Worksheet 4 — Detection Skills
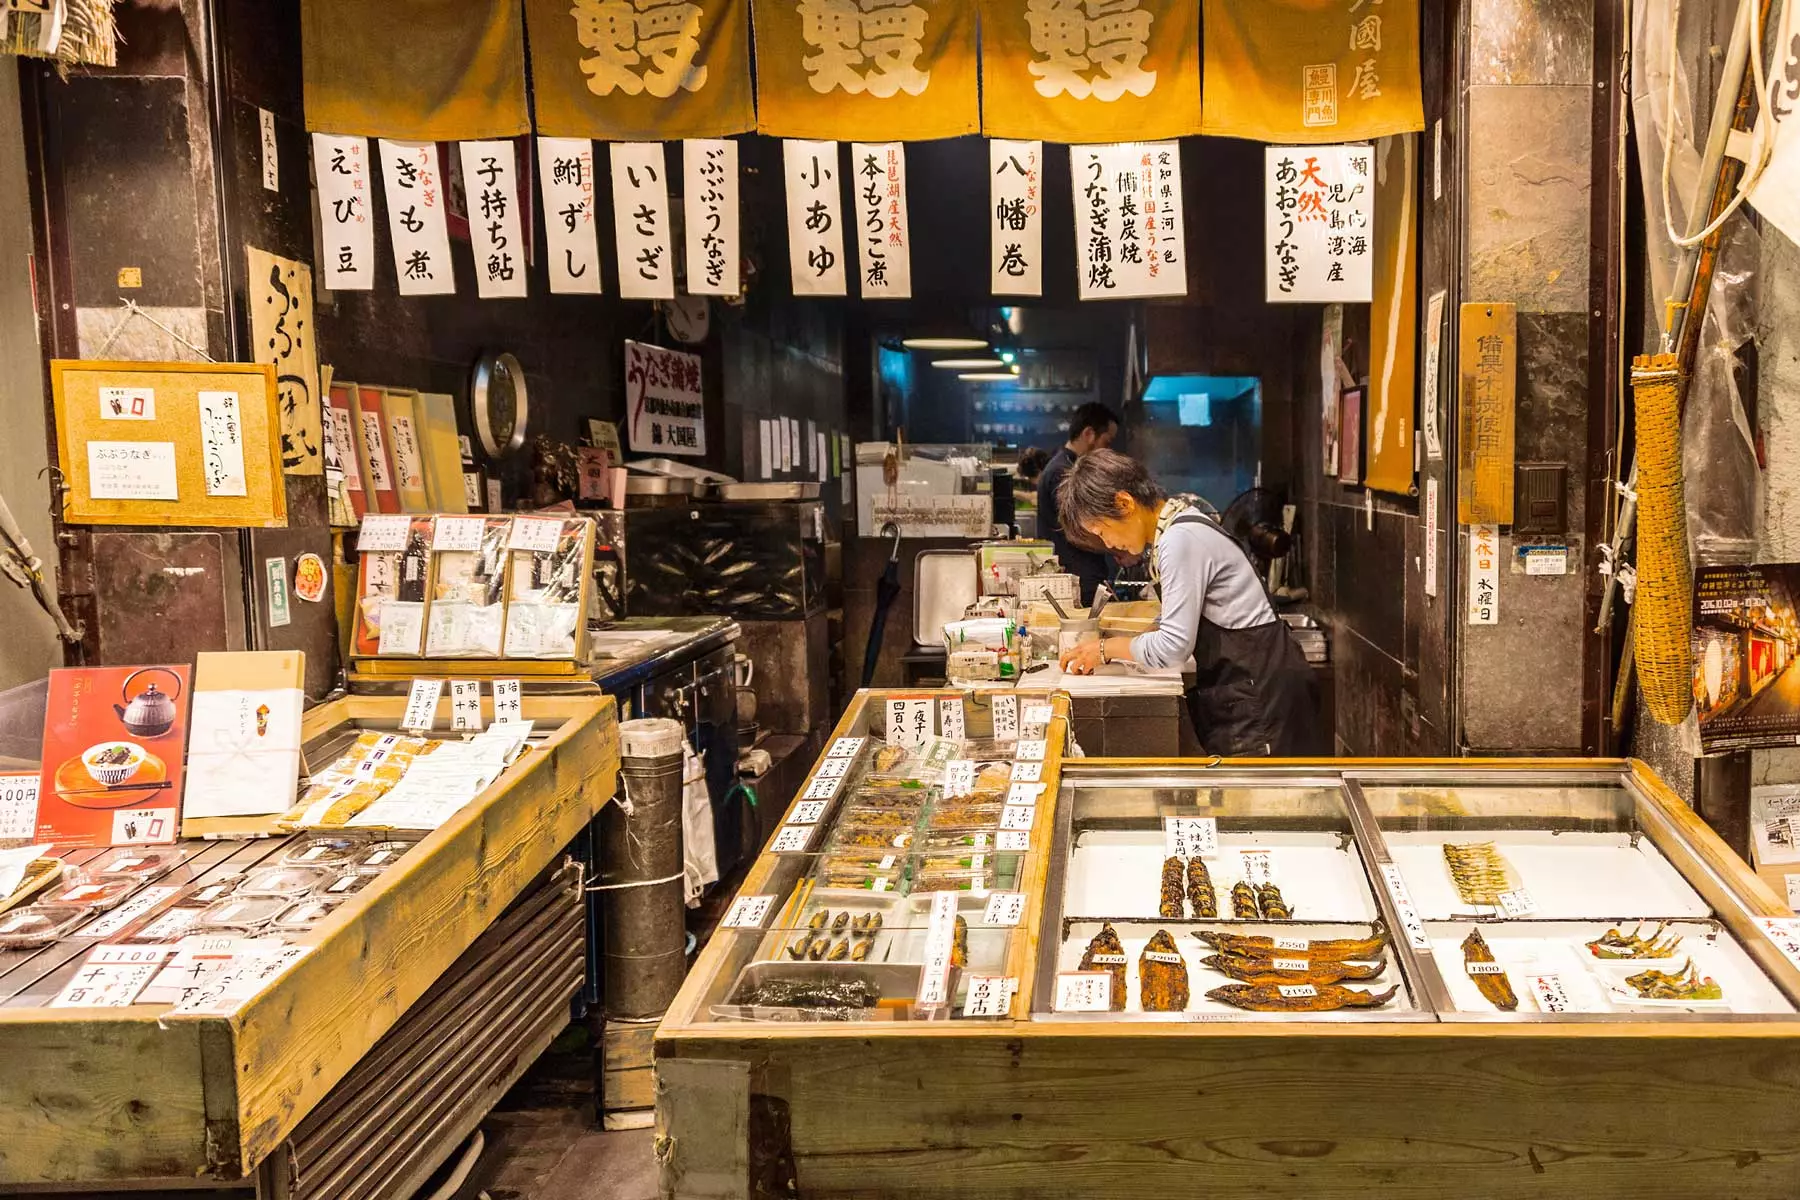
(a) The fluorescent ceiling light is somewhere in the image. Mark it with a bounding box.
[931,358,1007,370]
[999,350,1017,364]
[960,372,1017,381]
[902,337,988,350]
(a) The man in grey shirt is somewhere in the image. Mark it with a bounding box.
[1054,450,1324,757]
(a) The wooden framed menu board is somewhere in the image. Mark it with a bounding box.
[50,359,288,527]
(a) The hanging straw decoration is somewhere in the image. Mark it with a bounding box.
[1629,351,1693,725]
[2,1,118,71]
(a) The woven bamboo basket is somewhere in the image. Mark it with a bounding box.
[1630,351,1693,725]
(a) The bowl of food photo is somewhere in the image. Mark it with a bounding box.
[82,741,146,787]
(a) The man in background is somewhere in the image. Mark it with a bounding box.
[1037,402,1120,605]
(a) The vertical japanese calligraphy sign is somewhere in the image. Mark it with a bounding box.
[303,0,529,140]
[990,139,1043,296]
[683,139,741,295]
[1364,134,1418,496]
[977,0,1201,143]
[610,143,676,299]
[625,340,706,455]
[458,141,529,298]
[523,0,753,139]
[1201,0,1424,143]
[1457,302,1516,525]
[245,248,324,476]
[1070,142,1187,300]
[753,0,978,140]
[1264,144,1374,303]
[1746,0,1800,245]
[311,134,374,290]
[378,140,457,296]
[850,142,912,298]
[783,139,848,295]
[538,137,604,294]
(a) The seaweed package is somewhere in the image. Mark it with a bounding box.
[1139,929,1191,1012]
[424,515,511,657]
[503,516,593,659]
[1079,923,1129,1011]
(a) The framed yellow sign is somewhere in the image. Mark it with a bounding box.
[50,359,289,528]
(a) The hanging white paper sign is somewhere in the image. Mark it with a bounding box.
[312,133,373,290]
[1469,524,1500,625]
[459,141,527,299]
[783,139,847,296]
[378,139,456,295]
[610,143,675,300]
[1071,141,1187,300]
[1266,144,1375,303]
[684,139,740,296]
[196,390,248,497]
[537,137,602,296]
[990,139,1043,297]
[849,142,911,299]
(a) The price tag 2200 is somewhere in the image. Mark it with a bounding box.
[1164,817,1218,858]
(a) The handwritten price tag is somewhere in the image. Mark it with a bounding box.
[88,944,174,966]
[1007,781,1046,806]
[1163,817,1218,858]
[996,830,1031,851]
[769,826,813,853]
[1239,849,1273,885]
[1528,973,1571,1013]
[939,698,966,741]
[1021,702,1053,729]
[1379,863,1431,950]
[1055,972,1114,1012]
[1754,917,1800,971]
[492,678,523,723]
[963,974,1015,1017]
[402,678,443,732]
[508,516,565,552]
[816,756,850,779]
[827,737,864,758]
[357,513,412,551]
[1014,739,1046,761]
[1001,805,1036,831]
[991,694,1019,742]
[887,698,933,749]
[943,759,977,799]
[722,895,776,928]
[0,774,40,841]
[1497,888,1537,917]
[432,515,488,551]
[449,679,483,731]
[788,800,830,825]
[1010,760,1043,783]
[982,890,1027,926]
[802,774,842,801]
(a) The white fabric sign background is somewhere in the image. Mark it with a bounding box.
[1266,144,1375,303]
[850,142,912,299]
[312,133,374,290]
[378,140,455,296]
[783,139,847,296]
[990,139,1043,297]
[459,141,528,299]
[684,139,741,296]
[610,143,676,301]
[1748,1,1800,245]
[1070,142,1187,301]
[537,137,603,295]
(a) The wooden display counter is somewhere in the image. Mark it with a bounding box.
[656,706,1800,1200]
[0,693,618,1191]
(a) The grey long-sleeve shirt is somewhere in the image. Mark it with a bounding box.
[1128,517,1276,670]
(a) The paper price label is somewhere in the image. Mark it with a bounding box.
[1378,863,1432,950]
[432,515,488,551]
[1277,984,1319,999]
[1086,953,1128,965]
[770,826,813,853]
[88,944,174,966]
[827,737,864,758]
[1021,702,1053,729]
[1271,957,1311,972]
[492,679,523,723]
[1273,936,1310,951]
[449,680,483,731]
[1164,817,1218,859]
[963,974,1015,1017]
[357,512,412,551]
[943,759,977,799]
[0,774,39,840]
[1001,805,1036,831]
[918,891,961,1007]
[1466,961,1508,975]
[79,887,178,939]
[1240,849,1274,885]
[816,756,851,780]
[939,698,966,741]
[1787,875,1800,911]
[1528,973,1571,1013]
[995,830,1031,851]
[788,800,829,825]
[402,678,443,732]
[887,698,933,750]
[508,516,565,552]
[1497,889,1537,917]
[1144,951,1184,964]
[1010,760,1043,783]
[802,774,842,801]
[1014,739,1047,761]
[982,890,1027,926]
[51,961,160,1008]
[722,894,776,928]
[1754,917,1800,970]
[1055,971,1115,1012]
[1007,781,1046,806]
[992,694,1019,742]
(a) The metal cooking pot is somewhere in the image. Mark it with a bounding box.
[113,667,183,738]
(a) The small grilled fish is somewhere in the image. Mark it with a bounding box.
[1459,927,1518,1011]
[826,937,850,961]
[1194,922,1389,962]
[1231,881,1259,918]
[1139,929,1190,1012]
[787,933,812,961]
[807,935,830,961]
[865,911,884,935]
[1187,856,1217,918]
[1202,953,1385,987]
[1255,882,1292,920]
[1159,856,1186,919]
[850,937,873,961]
[831,910,850,934]
[851,912,871,934]
[808,908,830,932]
[1207,982,1400,1012]
[952,915,969,969]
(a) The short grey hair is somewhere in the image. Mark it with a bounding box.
[1056,449,1165,543]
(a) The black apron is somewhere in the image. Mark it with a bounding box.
[1157,509,1326,758]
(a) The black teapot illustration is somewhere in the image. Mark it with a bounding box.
[114,667,183,738]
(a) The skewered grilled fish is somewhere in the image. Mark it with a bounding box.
[808,908,830,932]
[1160,856,1186,919]
[1139,929,1190,1012]
[1079,923,1129,1011]
[1201,953,1385,987]
[1194,921,1389,962]
[1206,981,1400,1012]
[831,910,850,934]
[826,937,850,961]
[850,937,873,961]
[1586,921,1683,960]
[1255,882,1292,920]
[1624,958,1723,1001]
[1187,856,1217,918]
[1460,927,1517,1011]
[1442,841,1519,907]
[1231,881,1259,918]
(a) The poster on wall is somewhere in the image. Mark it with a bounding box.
[624,340,705,457]
[36,665,191,848]
[1266,144,1375,303]
[1694,564,1800,753]
[246,248,324,477]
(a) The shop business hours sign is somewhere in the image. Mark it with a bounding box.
[625,340,705,456]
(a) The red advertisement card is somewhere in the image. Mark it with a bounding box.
[36,665,190,848]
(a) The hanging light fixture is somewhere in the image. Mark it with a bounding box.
[931,358,1007,370]
[901,337,989,351]
[960,372,1017,382]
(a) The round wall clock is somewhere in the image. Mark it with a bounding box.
[664,295,711,344]
[471,351,529,458]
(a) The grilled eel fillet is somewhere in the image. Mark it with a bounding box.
[1201,953,1385,987]
[1187,856,1217,918]
[1079,922,1129,1011]
[1206,982,1400,1012]
[1159,856,1186,919]
[1460,927,1517,1011]
[1139,929,1190,1012]
[1194,921,1388,962]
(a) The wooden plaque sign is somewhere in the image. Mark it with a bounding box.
[1457,303,1516,525]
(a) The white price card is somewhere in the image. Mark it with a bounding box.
[449,680,483,731]
[431,515,488,551]
[1055,971,1115,1012]
[827,737,864,758]
[1010,760,1043,783]
[88,944,175,966]
[918,890,961,1007]
[402,678,443,732]
[939,698,966,741]
[1164,817,1218,858]
[492,679,523,723]
[1466,961,1508,975]
[1754,917,1800,971]
[1277,984,1319,999]
[943,759,977,800]
[1021,702,1053,729]
[991,694,1019,742]
[886,697,933,750]
[802,774,842,801]
[815,756,850,779]
[962,974,1015,1018]
[1271,957,1311,972]
[1527,973,1572,1014]
[722,894,777,928]
[79,886,178,939]
[1007,781,1046,806]
[996,830,1031,851]
[0,774,39,841]
[788,800,830,825]
[1787,875,1800,912]
[1001,805,1036,831]
[357,512,412,551]
[508,516,565,552]
[51,961,160,1008]
[1014,739,1047,761]
[770,826,813,853]
[1378,863,1432,950]
[982,890,1027,926]
[1497,888,1537,917]
[1273,935,1310,952]
[1239,849,1273,885]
